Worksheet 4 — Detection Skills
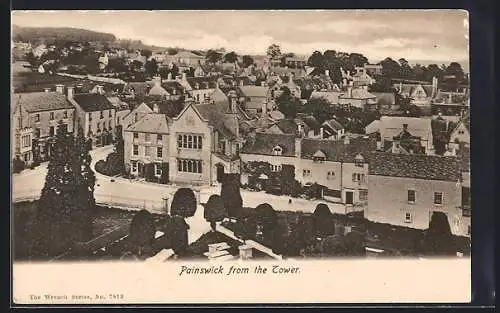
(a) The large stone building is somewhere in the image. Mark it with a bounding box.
[11,87,75,164]
[366,152,470,237]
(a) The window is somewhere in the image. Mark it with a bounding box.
[177,159,202,173]
[134,113,138,122]
[157,134,162,143]
[133,145,138,156]
[50,112,54,120]
[109,110,112,118]
[35,114,40,122]
[271,164,282,172]
[97,122,101,131]
[22,135,30,148]
[131,161,138,172]
[88,113,92,121]
[63,110,68,119]
[434,192,443,205]
[352,173,365,183]
[49,126,55,137]
[327,171,335,180]
[359,190,368,201]
[303,169,311,177]
[133,132,138,139]
[155,163,162,176]
[17,117,22,128]
[100,111,104,119]
[467,225,471,236]
[156,147,163,158]
[145,133,151,142]
[34,128,40,138]
[117,116,120,125]
[408,190,416,203]
[235,144,240,155]
[404,212,412,223]
[272,146,283,156]
[313,156,325,163]
[178,134,203,149]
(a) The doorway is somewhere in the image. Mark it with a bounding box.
[345,191,354,205]
[216,163,225,182]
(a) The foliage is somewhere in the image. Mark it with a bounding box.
[313,204,335,237]
[206,49,223,64]
[128,209,155,257]
[304,97,334,124]
[276,86,299,119]
[144,58,158,77]
[170,188,197,218]
[242,55,255,68]
[223,51,238,63]
[419,211,456,256]
[220,173,243,218]
[167,215,189,255]
[140,49,153,59]
[279,164,302,197]
[266,44,281,59]
[13,26,116,44]
[204,194,226,231]
[254,203,278,234]
[33,125,95,257]
[13,156,26,173]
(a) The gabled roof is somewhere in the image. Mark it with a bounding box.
[239,85,269,98]
[71,93,114,112]
[340,88,376,100]
[368,152,461,182]
[272,119,299,134]
[301,137,376,163]
[367,116,433,142]
[125,113,171,134]
[323,118,344,131]
[395,83,434,98]
[196,101,250,139]
[12,92,74,113]
[241,133,296,157]
[148,84,170,96]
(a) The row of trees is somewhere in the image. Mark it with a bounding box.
[205,49,255,68]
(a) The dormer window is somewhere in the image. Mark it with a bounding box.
[272,146,283,156]
[354,154,365,167]
[312,150,326,163]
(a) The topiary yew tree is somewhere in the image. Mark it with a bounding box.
[34,124,95,257]
[170,188,197,218]
[313,203,335,237]
[220,173,243,218]
[420,211,456,256]
[204,194,226,231]
[128,209,155,257]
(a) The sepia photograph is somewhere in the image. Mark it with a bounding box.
[11,9,471,304]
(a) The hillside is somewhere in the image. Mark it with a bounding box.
[12,25,116,44]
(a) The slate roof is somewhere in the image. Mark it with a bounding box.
[367,116,433,142]
[72,93,114,112]
[241,133,296,157]
[273,119,299,134]
[239,85,269,99]
[12,92,74,113]
[301,137,376,163]
[323,118,344,131]
[125,113,171,134]
[367,152,461,182]
[196,102,250,139]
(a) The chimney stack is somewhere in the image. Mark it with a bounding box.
[96,85,104,95]
[153,103,159,113]
[67,86,74,99]
[261,100,268,117]
[167,72,173,81]
[376,132,383,150]
[325,69,330,77]
[181,72,187,81]
[55,84,64,94]
[402,123,408,131]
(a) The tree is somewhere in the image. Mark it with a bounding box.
[168,215,189,255]
[420,211,456,256]
[220,173,243,218]
[145,58,158,77]
[12,156,25,173]
[349,53,368,68]
[128,209,155,257]
[425,64,444,82]
[305,97,333,124]
[242,55,254,68]
[380,57,402,78]
[289,215,315,256]
[34,124,95,257]
[443,62,465,89]
[266,44,281,59]
[254,203,278,245]
[204,194,226,231]
[140,49,153,59]
[313,204,335,237]
[170,188,197,218]
[224,51,238,63]
[206,49,223,64]
[343,230,366,256]
[25,51,38,68]
[167,48,178,55]
[307,51,324,69]
[280,164,301,197]
[112,124,125,173]
[398,58,413,78]
[276,86,298,119]
[129,60,144,72]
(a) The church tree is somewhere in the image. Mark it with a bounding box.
[34,124,95,258]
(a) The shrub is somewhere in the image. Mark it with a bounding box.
[170,188,197,218]
[13,157,25,173]
[128,209,155,257]
[168,215,189,255]
[94,160,107,175]
[313,204,335,237]
[220,173,243,218]
[204,194,226,231]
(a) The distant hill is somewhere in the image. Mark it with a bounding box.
[12,25,116,44]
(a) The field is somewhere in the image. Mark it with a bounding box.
[12,62,81,92]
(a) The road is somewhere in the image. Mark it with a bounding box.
[12,145,347,214]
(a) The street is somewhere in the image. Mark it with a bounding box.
[12,145,347,214]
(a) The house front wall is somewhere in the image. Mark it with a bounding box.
[366,175,468,237]
[125,130,170,175]
[295,159,342,192]
[169,105,213,185]
[31,108,75,138]
[341,162,369,204]
[449,123,470,145]
[84,109,116,144]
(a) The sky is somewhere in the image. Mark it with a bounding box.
[12,10,469,65]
